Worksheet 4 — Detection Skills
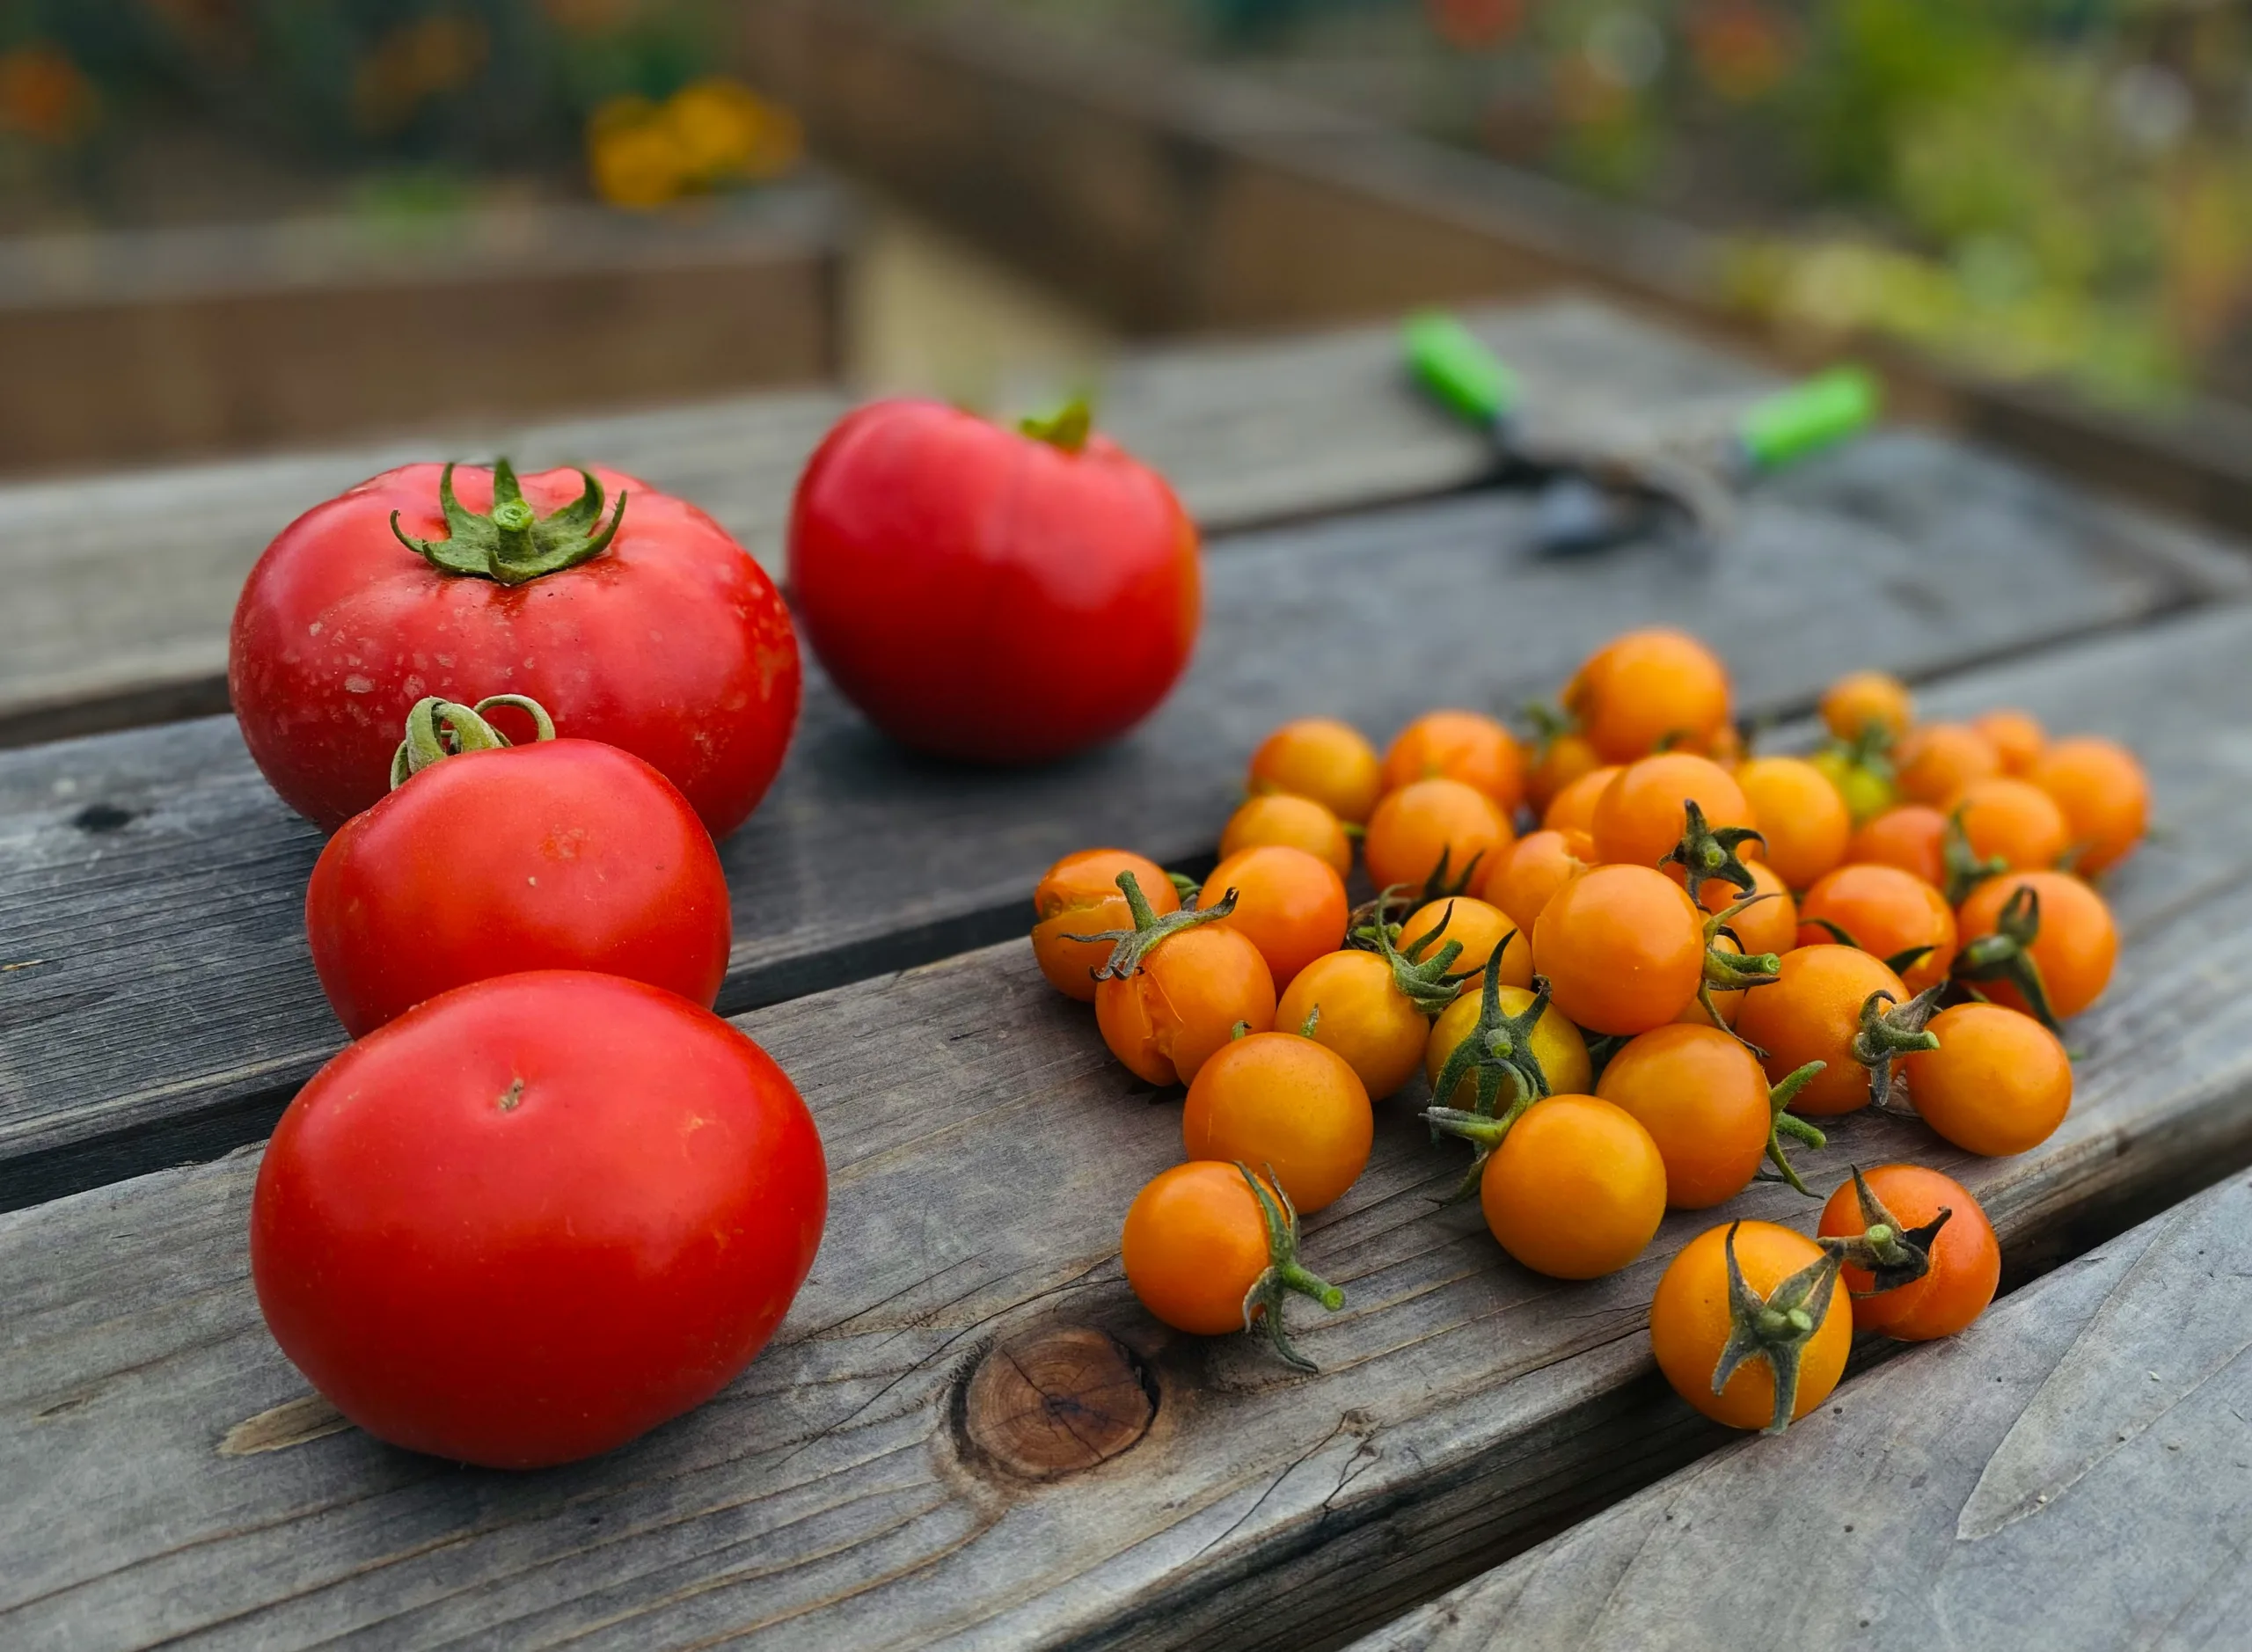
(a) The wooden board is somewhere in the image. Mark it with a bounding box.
[4,432,2238,1211]
[1350,1172,2252,1652]
[9,603,2252,1650]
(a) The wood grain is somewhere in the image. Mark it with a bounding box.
[8,603,2252,1650]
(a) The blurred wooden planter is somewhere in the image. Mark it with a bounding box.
[0,183,845,474]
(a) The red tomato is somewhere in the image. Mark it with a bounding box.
[306,698,731,1038]
[249,971,827,1469]
[788,399,1200,764]
[230,461,801,837]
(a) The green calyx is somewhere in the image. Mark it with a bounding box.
[1236,1162,1345,1373]
[1070,870,1237,981]
[1423,949,1554,1201]
[1713,1221,1846,1436]
[1018,397,1093,454]
[1942,808,2011,907]
[1759,1061,1830,1196]
[389,693,557,789]
[1951,882,2056,1028]
[1819,1166,1952,1297]
[1852,981,1948,1109]
[1697,894,1784,1050]
[1662,800,1767,904]
[1350,888,1471,1017]
[1419,844,1488,903]
[391,459,627,586]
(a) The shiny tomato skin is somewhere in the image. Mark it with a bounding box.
[1818,1166,2000,1340]
[788,400,1200,764]
[249,971,827,1470]
[230,463,801,837]
[307,741,731,1038]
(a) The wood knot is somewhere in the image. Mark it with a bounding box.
[961,1326,1154,1480]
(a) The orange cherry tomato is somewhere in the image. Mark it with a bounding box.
[1219,793,1352,880]
[1972,708,2045,775]
[1475,1094,1665,1278]
[1364,777,1513,895]
[1563,629,1731,764]
[1700,858,1797,959]
[1382,709,1524,813]
[1479,827,1596,935]
[1652,1222,1851,1432]
[1956,870,2117,1021]
[1400,895,1530,989]
[1095,924,1276,1086]
[1183,1032,1372,1213]
[1796,863,1957,993]
[1894,722,2000,806]
[1276,949,1431,1100]
[1949,776,2068,873]
[1031,848,1178,1002]
[1819,670,1912,742]
[1732,944,1912,1116]
[1527,728,1604,814]
[1426,983,1591,1105]
[1704,720,1745,771]
[1542,763,1622,835]
[1736,755,1851,891]
[1597,1024,1776,1208]
[1846,804,1949,888]
[1200,845,1349,990]
[1902,1003,2072,1155]
[1818,1166,1999,1340]
[1591,753,1757,873]
[2030,735,2150,875]
[1247,717,1382,824]
[1532,863,1704,1035]
[1122,1162,1341,1371]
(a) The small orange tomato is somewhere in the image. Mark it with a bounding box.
[1704,720,1745,770]
[1426,979,1592,1106]
[1031,849,1178,1001]
[1382,709,1525,813]
[1219,793,1352,880]
[1736,756,1851,891]
[1400,895,1530,989]
[1122,1161,1341,1369]
[1797,863,1957,993]
[1480,827,1596,935]
[1956,871,2117,1021]
[1364,777,1513,896]
[1972,708,2045,775]
[1894,722,2000,806]
[1902,1003,2072,1155]
[1095,923,1276,1086]
[1247,717,1382,824]
[1819,670,1913,743]
[1476,1094,1665,1278]
[1818,1166,1999,1341]
[1532,863,1704,1035]
[1563,629,1732,764]
[1596,1025,1775,1208]
[1700,858,1797,959]
[1949,776,2068,873]
[1542,763,1622,836]
[1276,949,1431,1100]
[2030,735,2150,875]
[1590,753,1756,873]
[1846,803,1949,889]
[1183,1033,1372,1214]
[1732,944,1914,1116]
[1652,1222,1851,1433]
[1527,728,1604,813]
[1201,845,1349,990]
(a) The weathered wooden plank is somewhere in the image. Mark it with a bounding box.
[1349,1172,2252,1652]
[4,428,2235,1211]
[6,602,2252,1650]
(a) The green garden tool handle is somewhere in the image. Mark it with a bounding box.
[1404,311,1520,430]
[1737,366,1879,471]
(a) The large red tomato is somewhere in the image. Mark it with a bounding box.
[250,971,827,1469]
[230,460,800,836]
[787,399,1201,763]
[305,696,732,1037]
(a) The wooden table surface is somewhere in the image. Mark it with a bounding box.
[3,298,2249,1651]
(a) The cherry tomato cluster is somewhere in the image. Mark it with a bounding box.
[1035,627,2147,1428]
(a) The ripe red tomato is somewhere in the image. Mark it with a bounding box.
[230,461,801,837]
[788,399,1200,764]
[250,971,827,1469]
[306,697,731,1037]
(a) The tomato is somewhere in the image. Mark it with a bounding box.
[1972,708,2046,775]
[1122,1161,1342,1371]
[1796,862,1957,993]
[2030,735,2150,875]
[1736,756,1851,891]
[1480,827,1596,935]
[1562,629,1731,764]
[1426,970,1591,1109]
[1894,722,2001,806]
[1454,1094,1666,1278]
[1183,1032,1373,1213]
[1093,888,1277,1085]
[1652,1222,1851,1433]
[1846,804,1949,888]
[1532,863,1705,1035]
[1220,793,1353,880]
[304,697,728,1038]
[1200,844,1349,990]
[1590,754,1758,889]
[1527,727,1604,814]
[1399,895,1530,989]
[789,399,1199,764]
[1248,717,1382,824]
[1732,944,1930,1116]
[1956,871,2117,1023]
[1364,777,1513,896]
[1807,744,1897,826]
[1542,762,1623,834]
[1031,848,1179,1001]
[1277,947,1437,1100]
[1704,720,1746,771]
[1902,1003,2073,1155]
[250,970,826,1469]
[1596,1024,1826,1206]
[1819,670,1912,743]
[1949,776,2068,873]
[1700,859,1797,959]
[230,461,799,837]
[1381,709,1524,812]
[1818,1166,1999,1340]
